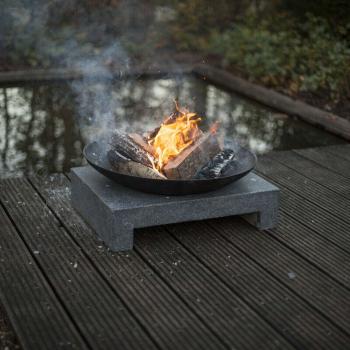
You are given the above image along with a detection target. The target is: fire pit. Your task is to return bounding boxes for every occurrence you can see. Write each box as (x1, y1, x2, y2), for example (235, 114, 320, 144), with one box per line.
(83, 139, 256, 196)
(83, 102, 257, 195)
(71, 102, 279, 251)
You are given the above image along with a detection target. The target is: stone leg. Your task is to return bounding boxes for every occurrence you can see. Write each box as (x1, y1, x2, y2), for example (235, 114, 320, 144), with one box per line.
(243, 206, 279, 230)
(105, 219, 134, 252)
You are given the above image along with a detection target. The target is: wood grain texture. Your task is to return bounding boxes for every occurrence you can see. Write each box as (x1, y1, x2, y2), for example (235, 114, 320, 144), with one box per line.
(0, 177, 156, 350)
(165, 222, 350, 350)
(1, 144, 350, 350)
(294, 147, 350, 178)
(268, 150, 350, 199)
(30, 174, 227, 350)
(164, 133, 221, 179)
(0, 205, 87, 350)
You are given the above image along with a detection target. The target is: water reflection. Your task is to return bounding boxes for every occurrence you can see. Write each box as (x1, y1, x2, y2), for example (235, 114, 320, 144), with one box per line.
(0, 76, 343, 178)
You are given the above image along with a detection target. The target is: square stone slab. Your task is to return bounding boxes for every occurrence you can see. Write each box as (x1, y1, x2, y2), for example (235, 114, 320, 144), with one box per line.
(71, 166, 279, 251)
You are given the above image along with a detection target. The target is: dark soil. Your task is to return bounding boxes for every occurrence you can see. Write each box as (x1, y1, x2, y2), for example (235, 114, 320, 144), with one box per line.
(0, 304, 20, 350)
(296, 91, 350, 120)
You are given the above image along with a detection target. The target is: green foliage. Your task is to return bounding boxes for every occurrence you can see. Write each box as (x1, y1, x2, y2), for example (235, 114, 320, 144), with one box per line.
(278, 0, 350, 29)
(2, 0, 350, 102)
(210, 14, 350, 99)
(168, 0, 250, 51)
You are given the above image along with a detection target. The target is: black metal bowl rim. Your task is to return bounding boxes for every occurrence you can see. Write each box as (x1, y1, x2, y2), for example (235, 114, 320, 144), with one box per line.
(83, 141, 257, 183)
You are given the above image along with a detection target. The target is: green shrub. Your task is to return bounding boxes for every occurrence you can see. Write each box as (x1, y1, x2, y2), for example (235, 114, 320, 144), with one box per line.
(210, 14, 350, 100)
(167, 0, 250, 51)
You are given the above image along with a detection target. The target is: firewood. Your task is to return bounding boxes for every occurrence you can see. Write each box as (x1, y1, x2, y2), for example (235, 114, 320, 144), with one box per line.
(163, 133, 222, 180)
(109, 131, 154, 167)
(108, 149, 165, 180)
(128, 133, 155, 156)
(195, 149, 236, 179)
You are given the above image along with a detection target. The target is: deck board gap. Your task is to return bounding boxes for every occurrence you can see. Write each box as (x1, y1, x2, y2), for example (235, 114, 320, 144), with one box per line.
(205, 221, 350, 326)
(133, 246, 230, 349)
(26, 177, 164, 350)
(165, 228, 300, 348)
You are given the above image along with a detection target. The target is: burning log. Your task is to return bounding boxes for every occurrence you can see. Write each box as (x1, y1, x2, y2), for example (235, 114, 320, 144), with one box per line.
(109, 131, 154, 168)
(195, 149, 236, 179)
(108, 101, 223, 181)
(128, 133, 155, 156)
(108, 149, 165, 180)
(163, 133, 221, 180)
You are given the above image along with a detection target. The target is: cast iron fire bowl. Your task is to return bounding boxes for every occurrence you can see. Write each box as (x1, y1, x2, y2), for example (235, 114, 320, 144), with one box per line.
(83, 139, 257, 195)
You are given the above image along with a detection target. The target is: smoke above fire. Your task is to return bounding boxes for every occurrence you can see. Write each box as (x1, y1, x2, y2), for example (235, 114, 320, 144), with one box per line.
(1, 0, 183, 145)
(68, 43, 131, 145)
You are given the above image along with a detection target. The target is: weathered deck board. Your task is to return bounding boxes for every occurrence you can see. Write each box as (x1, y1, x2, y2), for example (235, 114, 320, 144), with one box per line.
(0, 178, 157, 350)
(0, 205, 87, 350)
(256, 157, 350, 288)
(269, 151, 350, 199)
(257, 156, 350, 225)
(276, 183, 350, 252)
(29, 175, 228, 350)
(321, 144, 350, 162)
(136, 228, 294, 350)
(256, 155, 350, 251)
(205, 217, 350, 334)
(0, 144, 350, 350)
(30, 175, 293, 349)
(164, 223, 350, 349)
(294, 147, 350, 178)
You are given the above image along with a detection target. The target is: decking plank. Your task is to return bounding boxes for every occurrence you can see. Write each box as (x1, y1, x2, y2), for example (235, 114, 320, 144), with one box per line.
(0, 205, 87, 350)
(163, 223, 350, 349)
(203, 216, 350, 334)
(255, 158, 350, 288)
(271, 214, 350, 288)
(321, 144, 350, 162)
(267, 150, 350, 200)
(29, 174, 227, 350)
(137, 229, 295, 350)
(0, 177, 157, 350)
(2, 144, 350, 350)
(294, 147, 350, 178)
(256, 155, 350, 252)
(271, 181, 350, 253)
(256, 156, 350, 226)
(323, 143, 350, 161)
(30, 174, 294, 350)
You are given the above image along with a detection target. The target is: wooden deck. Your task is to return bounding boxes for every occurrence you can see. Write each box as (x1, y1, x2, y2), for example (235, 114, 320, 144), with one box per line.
(1, 144, 350, 350)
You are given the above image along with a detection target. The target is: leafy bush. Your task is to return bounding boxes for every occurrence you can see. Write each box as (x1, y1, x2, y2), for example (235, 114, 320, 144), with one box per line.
(167, 0, 250, 51)
(279, 0, 350, 31)
(210, 15, 350, 100)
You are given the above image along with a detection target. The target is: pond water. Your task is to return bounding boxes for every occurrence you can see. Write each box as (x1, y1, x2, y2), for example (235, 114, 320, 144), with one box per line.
(0, 75, 344, 178)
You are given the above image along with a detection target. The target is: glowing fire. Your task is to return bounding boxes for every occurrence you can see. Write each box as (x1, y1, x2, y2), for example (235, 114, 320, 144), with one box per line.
(148, 103, 202, 172)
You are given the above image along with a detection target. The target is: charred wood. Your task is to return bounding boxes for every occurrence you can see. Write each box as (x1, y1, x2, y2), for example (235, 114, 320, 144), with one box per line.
(128, 133, 155, 156)
(163, 133, 221, 180)
(109, 131, 154, 167)
(195, 149, 236, 179)
(108, 149, 165, 179)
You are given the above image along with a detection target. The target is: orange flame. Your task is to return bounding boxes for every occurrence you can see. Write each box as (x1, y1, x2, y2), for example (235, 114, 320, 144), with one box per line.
(148, 103, 201, 172)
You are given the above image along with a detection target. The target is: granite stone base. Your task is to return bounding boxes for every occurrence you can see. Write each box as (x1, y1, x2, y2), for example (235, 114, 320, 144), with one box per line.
(71, 166, 279, 251)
